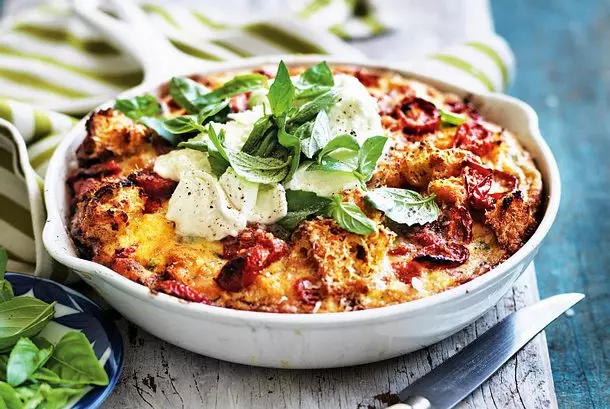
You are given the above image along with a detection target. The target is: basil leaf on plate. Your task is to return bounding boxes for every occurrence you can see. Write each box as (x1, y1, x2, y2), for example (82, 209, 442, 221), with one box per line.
(288, 89, 337, 125)
(278, 190, 332, 229)
(0, 356, 7, 382)
(317, 134, 360, 163)
(440, 109, 467, 126)
(0, 381, 21, 409)
(307, 157, 355, 173)
(300, 110, 332, 158)
(268, 61, 295, 117)
(7, 338, 52, 387)
(226, 151, 290, 185)
(45, 332, 109, 386)
(295, 61, 334, 100)
(33, 383, 86, 409)
(0, 299, 55, 352)
(357, 136, 388, 182)
(139, 117, 180, 146)
(169, 77, 210, 113)
(161, 115, 203, 134)
(196, 74, 268, 107)
(277, 117, 301, 183)
(241, 115, 274, 156)
(327, 195, 377, 235)
(30, 367, 61, 385)
(113, 95, 161, 120)
(197, 99, 231, 124)
(365, 187, 440, 226)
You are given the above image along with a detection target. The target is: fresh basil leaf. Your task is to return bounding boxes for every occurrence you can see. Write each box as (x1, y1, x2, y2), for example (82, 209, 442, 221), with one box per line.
(196, 74, 268, 107)
(357, 136, 388, 182)
(277, 117, 301, 183)
(0, 282, 12, 304)
(307, 157, 356, 173)
(0, 356, 7, 382)
(169, 77, 210, 113)
(268, 61, 295, 117)
(288, 89, 337, 125)
(7, 338, 52, 387)
(36, 383, 86, 409)
(365, 187, 440, 226)
(139, 117, 180, 145)
(0, 381, 21, 409)
(0, 299, 55, 352)
(45, 332, 108, 386)
(161, 115, 203, 134)
(278, 190, 331, 229)
(29, 368, 61, 385)
(241, 115, 274, 155)
(226, 151, 290, 184)
(0, 249, 7, 279)
(204, 126, 229, 161)
(327, 195, 377, 235)
(113, 95, 161, 120)
(440, 109, 467, 126)
(295, 62, 334, 101)
(197, 100, 230, 125)
(317, 134, 360, 163)
(300, 110, 332, 158)
(300, 62, 334, 87)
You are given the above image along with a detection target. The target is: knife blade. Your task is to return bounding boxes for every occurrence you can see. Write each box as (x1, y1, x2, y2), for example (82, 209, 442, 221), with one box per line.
(388, 293, 585, 409)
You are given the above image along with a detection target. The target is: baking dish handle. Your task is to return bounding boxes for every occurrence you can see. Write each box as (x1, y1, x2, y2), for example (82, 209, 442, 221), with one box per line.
(72, 0, 204, 87)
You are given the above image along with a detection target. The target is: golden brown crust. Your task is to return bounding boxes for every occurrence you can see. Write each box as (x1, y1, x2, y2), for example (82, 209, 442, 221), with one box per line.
(68, 64, 544, 313)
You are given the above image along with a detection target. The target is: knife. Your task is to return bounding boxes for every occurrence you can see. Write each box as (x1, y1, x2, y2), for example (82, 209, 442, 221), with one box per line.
(388, 293, 585, 409)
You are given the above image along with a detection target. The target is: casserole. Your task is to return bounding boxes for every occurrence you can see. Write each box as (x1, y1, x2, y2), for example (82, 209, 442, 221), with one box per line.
(43, 53, 560, 368)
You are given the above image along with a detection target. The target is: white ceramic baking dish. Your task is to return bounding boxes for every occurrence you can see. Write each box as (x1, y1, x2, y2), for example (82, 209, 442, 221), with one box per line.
(42, 2, 560, 369)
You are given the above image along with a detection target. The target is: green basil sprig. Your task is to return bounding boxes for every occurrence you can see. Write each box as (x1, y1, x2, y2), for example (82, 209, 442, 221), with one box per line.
(327, 194, 377, 235)
(279, 190, 377, 235)
(6, 338, 52, 387)
(0, 298, 55, 352)
(113, 95, 161, 120)
(365, 187, 440, 226)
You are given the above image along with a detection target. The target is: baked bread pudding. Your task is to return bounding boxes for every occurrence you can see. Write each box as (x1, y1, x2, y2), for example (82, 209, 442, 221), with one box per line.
(68, 62, 543, 313)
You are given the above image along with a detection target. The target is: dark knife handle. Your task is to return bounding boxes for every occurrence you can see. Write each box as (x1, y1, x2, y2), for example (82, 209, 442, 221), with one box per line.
(388, 396, 432, 409)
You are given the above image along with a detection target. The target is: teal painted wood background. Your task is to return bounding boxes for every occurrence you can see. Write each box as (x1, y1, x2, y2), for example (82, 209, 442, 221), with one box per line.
(492, 0, 610, 407)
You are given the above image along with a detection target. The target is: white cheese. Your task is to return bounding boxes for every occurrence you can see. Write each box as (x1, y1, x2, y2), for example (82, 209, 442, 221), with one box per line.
(250, 184, 288, 224)
(209, 104, 265, 151)
(166, 171, 247, 241)
(218, 167, 258, 213)
(284, 161, 360, 196)
(328, 74, 384, 145)
(153, 149, 211, 181)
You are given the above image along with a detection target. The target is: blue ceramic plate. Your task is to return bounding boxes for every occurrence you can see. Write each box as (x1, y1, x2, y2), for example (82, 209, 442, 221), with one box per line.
(5, 273, 124, 409)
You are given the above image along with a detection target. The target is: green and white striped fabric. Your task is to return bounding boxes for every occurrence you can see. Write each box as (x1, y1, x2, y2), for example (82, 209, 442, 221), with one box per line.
(0, 0, 514, 279)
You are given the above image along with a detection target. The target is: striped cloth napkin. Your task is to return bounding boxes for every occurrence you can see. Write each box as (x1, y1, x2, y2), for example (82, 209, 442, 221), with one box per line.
(0, 0, 514, 279)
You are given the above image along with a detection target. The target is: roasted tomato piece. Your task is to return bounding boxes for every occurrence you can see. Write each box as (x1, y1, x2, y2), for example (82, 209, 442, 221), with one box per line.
(453, 123, 497, 156)
(442, 206, 473, 244)
(354, 70, 380, 87)
(414, 243, 469, 267)
(217, 227, 289, 292)
(464, 160, 517, 210)
(129, 172, 177, 199)
(394, 97, 441, 135)
(392, 260, 423, 284)
(295, 278, 325, 305)
(158, 280, 209, 303)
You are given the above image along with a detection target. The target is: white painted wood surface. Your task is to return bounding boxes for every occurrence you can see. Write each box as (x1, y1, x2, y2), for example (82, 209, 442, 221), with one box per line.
(103, 265, 557, 409)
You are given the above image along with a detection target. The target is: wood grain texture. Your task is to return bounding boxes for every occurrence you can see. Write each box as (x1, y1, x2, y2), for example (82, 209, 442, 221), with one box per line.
(492, 1, 610, 408)
(103, 266, 557, 409)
